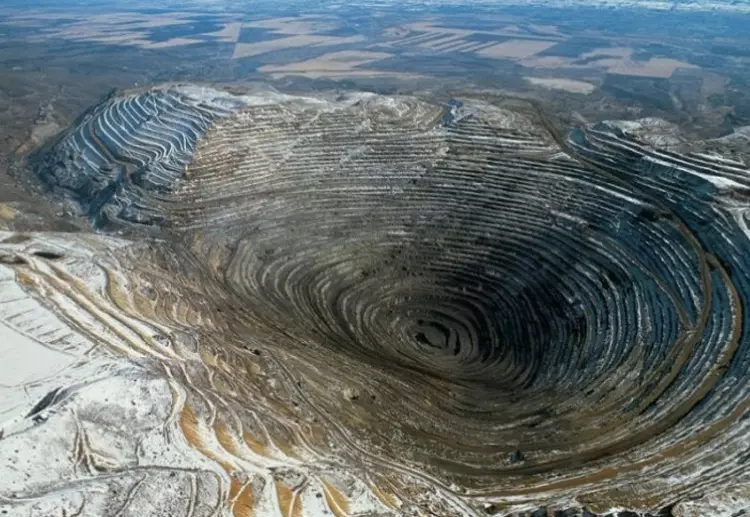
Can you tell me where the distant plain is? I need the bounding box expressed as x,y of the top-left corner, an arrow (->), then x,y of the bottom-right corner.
1,3 -> 749,167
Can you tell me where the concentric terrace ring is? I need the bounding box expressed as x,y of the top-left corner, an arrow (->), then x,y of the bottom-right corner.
28,84 -> 750,515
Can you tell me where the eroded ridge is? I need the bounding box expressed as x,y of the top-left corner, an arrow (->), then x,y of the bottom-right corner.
3,85 -> 750,517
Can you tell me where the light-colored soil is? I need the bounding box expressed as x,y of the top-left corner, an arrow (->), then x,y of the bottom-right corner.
582,47 -> 635,59
0,319 -> 75,388
521,46 -> 697,78
258,50 -> 399,78
206,22 -> 242,43
232,35 -> 364,59
608,57 -> 697,78
478,39 -> 557,59
438,40 -> 480,53
419,34 -> 466,50
519,55 -> 575,68
146,38 -> 203,49
528,24 -> 562,36
525,77 -> 597,94
242,17 -> 340,35
501,24 -> 525,34
18,11 -> 211,48
0,204 -> 15,227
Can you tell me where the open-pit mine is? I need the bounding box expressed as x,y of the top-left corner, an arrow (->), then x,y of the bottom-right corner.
1,84 -> 750,517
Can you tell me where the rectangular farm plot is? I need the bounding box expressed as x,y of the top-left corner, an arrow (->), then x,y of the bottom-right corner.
477,39 -> 558,59
258,50 -> 396,78
232,34 -> 364,59
608,58 -> 697,78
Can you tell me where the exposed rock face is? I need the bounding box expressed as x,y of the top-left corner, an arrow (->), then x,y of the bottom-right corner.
2,84 -> 750,517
